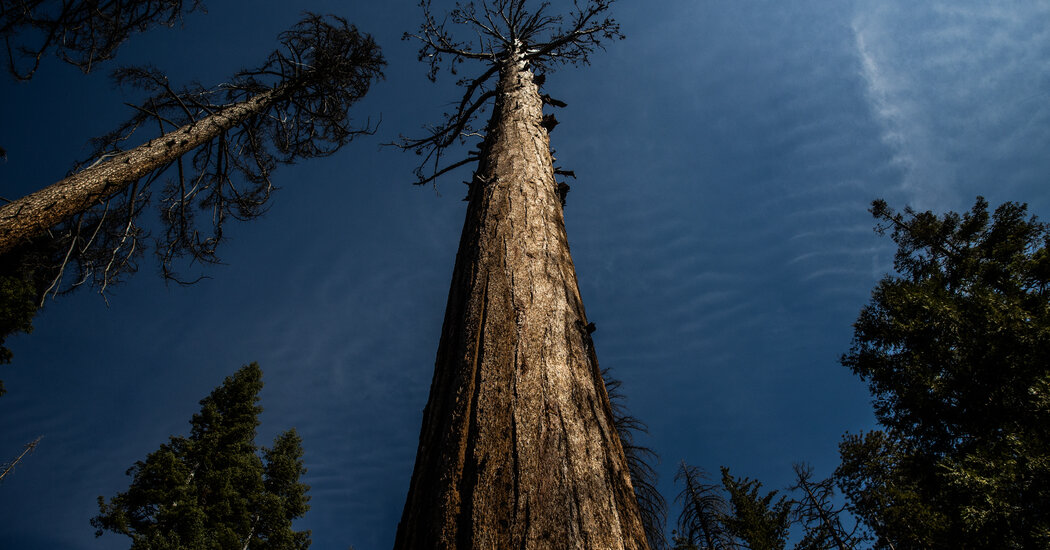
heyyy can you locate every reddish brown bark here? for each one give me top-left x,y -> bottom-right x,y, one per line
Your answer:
0,88 -> 278,255
394,53 -> 649,549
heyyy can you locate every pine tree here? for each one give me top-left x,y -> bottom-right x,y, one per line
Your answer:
0,14 -> 383,393
0,14 -> 384,272
719,467 -> 792,550
836,197 -> 1050,549
92,363 -> 311,549
393,1 -> 648,547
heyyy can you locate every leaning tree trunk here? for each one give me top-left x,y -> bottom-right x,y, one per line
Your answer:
394,52 -> 649,549
0,87 -> 279,255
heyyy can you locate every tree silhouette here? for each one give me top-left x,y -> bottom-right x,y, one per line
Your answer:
0,14 -> 383,390
674,463 -> 732,550
0,0 -> 202,80
790,463 -> 863,550
837,197 -> 1050,549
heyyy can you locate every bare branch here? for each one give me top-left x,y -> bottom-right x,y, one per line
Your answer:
414,155 -> 480,187
0,0 -> 203,80
0,436 -> 42,483
1,13 -> 384,296
400,0 -> 621,185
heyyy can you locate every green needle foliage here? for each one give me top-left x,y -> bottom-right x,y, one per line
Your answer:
0,241 -> 62,396
92,363 -> 310,549
720,467 -> 792,550
836,197 -> 1050,549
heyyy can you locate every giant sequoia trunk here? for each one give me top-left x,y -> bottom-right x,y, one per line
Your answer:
394,52 -> 649,549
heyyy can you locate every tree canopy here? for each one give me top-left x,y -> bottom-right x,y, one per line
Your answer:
0,0 -> 202,80
0,14 -> 384,393
836,197 -> 1050,549
398,0 -> 623,185
92,362 -> 311,549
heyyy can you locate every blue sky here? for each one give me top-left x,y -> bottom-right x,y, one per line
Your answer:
2,1 -> 1049,548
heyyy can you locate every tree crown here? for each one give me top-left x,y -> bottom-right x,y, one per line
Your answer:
837,197 -> 1050,549
1,0 -> 202,80
92,363 -> 311,549
398,0 -> 622,185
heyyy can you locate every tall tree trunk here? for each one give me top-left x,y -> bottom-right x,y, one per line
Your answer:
0,87 -> 279,255
395,52 -> 649,549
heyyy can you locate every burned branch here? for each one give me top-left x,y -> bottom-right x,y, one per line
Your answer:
557,181 -> 570,206
0,436 -> 42,483
0,13 -> 384,293
0,0 -> 202,80
541,93 -> 567,107
397,0 -> 622,185
604,369 -> 668,550
540,112 -> 558,132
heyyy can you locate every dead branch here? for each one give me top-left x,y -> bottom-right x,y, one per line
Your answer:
0,0 -> 202,80
0,436 -> 42,483
398,0 -> 622,186
0,13 -> 384,295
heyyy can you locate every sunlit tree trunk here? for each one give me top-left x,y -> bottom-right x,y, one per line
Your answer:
395,50 -> 649,549
0,88 -> 279,256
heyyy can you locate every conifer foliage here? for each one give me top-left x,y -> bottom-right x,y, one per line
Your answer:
672,462 -> 863,550
836,197 -> 1050,549
92,363 -> 310,549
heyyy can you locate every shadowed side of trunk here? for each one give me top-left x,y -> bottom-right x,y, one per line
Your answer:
394,53 -> 649,550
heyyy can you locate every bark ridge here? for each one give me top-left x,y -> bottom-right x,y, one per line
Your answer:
395,55 -> 649,550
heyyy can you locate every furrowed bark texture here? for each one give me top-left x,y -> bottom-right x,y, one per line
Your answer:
0,88 -> 279,255
395,55 -> 649,549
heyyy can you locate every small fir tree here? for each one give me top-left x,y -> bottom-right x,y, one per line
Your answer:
92,363 -> 310,549
719,467 -> 792,550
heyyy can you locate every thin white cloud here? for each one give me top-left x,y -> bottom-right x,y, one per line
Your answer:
852,6 -> 953,209
851,1 -> 1050,210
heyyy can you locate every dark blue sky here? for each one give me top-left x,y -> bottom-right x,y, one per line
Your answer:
2,1 -> 1049,548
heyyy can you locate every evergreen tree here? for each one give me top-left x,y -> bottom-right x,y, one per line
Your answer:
719,467 -> 792,550
92,363 -> 311,549
836,197 -> 1050,549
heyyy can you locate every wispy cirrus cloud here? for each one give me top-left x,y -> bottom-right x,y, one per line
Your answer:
852,1 -> 1050,210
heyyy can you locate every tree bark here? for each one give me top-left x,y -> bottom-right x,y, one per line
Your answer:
0,87 -> 280,255
394,52 -> 649,549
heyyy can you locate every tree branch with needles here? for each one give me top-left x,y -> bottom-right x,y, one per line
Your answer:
0,13 -> 384,294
